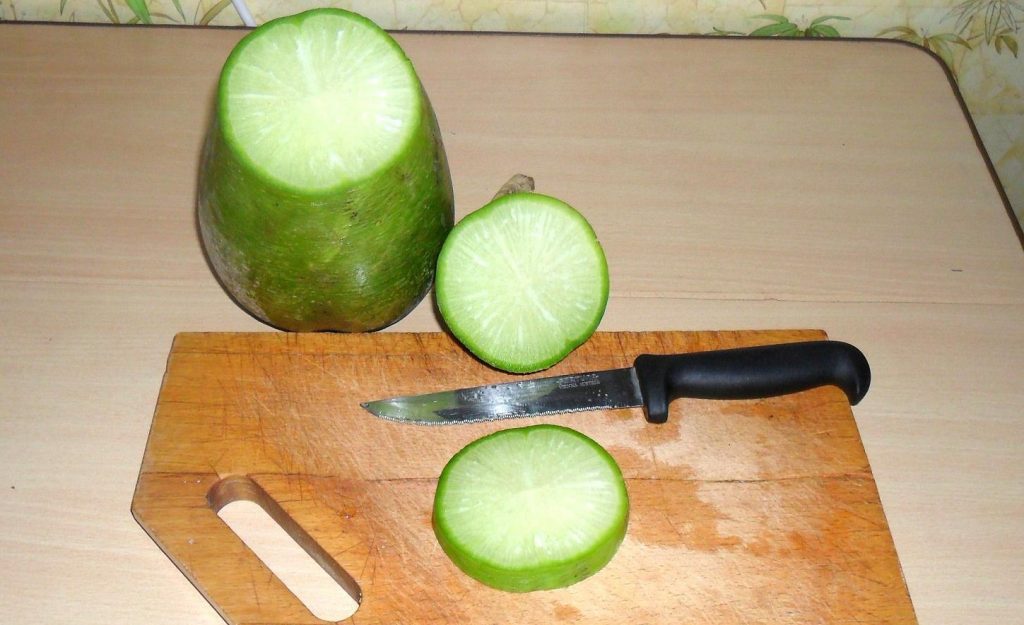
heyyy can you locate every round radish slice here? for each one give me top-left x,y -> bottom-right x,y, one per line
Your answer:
433,424 -> 629,592
435,192 -> 609,373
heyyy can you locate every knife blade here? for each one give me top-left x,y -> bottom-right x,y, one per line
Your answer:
360,340 -> 870,425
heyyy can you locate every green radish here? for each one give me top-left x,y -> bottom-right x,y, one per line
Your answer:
198,8 -> 454,332
433,424 -> 628,592
430,424 -> 622,590
435,189 -> 609,373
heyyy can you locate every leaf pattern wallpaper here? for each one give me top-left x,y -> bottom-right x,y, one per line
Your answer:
3,0 -> 1023,227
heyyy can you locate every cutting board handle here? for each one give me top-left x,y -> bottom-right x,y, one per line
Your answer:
202,475 -> 362,624
135,474 -> 361,625
207,475 -> 363,616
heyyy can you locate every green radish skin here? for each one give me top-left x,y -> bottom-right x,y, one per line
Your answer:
433,425 -> 629,593
198,9 -> 454,332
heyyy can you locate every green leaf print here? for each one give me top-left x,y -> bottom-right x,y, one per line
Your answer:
96,0 -> 118,23
994,28 -> 1020,54
198,0 -> 232,25
946,0 -> 1024,43
877,26 -> 972,70
124,0 -> 151,23
748,14 -> 849,38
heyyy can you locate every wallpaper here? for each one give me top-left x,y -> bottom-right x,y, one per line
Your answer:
3,0 -> 1023,228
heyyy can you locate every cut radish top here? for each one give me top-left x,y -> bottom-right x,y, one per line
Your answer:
433,425 -> 629,592
219,9 -> 421,192
435,192 -> 609,373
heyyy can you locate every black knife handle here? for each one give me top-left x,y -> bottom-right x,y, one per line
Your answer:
632,340 -> 871,424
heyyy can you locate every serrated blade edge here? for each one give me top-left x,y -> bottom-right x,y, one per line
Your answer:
360,367 -> 642,425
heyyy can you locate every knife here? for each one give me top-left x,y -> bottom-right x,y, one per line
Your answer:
360,340 -> 870,425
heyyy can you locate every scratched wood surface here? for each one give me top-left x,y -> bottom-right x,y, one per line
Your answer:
131,330 -> 917,625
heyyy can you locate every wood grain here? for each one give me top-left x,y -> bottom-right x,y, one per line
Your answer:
132,330 -> 916,625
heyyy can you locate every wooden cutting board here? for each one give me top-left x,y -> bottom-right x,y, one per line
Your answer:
132,330 -> 917,625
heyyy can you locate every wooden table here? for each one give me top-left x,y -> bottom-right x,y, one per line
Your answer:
2,22 -> 1022,625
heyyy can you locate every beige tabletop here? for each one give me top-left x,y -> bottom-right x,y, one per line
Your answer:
2,21 -> 1022,625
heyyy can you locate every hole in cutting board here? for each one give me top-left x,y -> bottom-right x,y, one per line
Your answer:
208,475 -> 361,622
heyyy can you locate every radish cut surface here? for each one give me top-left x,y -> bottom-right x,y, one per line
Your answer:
433,424 -> 629,592
220,9 -> 421,191
435,193 -> 609,373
